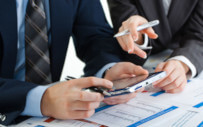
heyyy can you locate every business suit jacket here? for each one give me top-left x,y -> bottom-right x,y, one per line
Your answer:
108,0 -> 203,75
0,0 -> 125,125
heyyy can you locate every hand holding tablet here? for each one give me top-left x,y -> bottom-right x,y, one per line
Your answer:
103,71 -> 166,97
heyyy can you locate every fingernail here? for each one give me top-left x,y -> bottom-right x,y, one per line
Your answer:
131,74 -> 136,77
105,80 -> 113,87
108,82 -> 113,87
133,36 -> 137,41
128,49 -> 132,54
143,54 -> 147,59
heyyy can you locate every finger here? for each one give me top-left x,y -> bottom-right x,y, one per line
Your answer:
132,65 -> 149,76
127,18 -> 147,58
136,87 -> 145,92
74,91 -> 104,102
120,19 -> 147,58
128,21 -> 139,41
104,99 -> 131,105
76,77 -> 113,89
124,34 -> 136,54
153,62 -> 168,87
155,62 -> 166,73
104,92 -> 138,105
103,100 -> 117,105
129,16 -> 158,40
133,45 -> 147,58
104,94 -> 130,102
117,74 -> 136,79
142,28 -> 158,39
104,99 -> 129,105
128,16 -> 148,40
117,36 -> 127,51
122,22 -> 135,53
117,63 -> 148,76
70,110 -> 95,119
117,27 -> 128,52
166,80 -> 186,93
103,92 -> 137,104
162,76 -> 184,91
154,69 -> 177,88
71,101 -> 100,111
163,61 -> 177,76
104,95 -> 134,105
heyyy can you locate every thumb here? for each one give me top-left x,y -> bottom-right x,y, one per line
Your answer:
155,62 -> 166,72
73,77 -> 113,89
133,65 -> 149,76
119,62 -> 148,76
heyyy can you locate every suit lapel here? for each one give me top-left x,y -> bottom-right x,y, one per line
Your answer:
138,0 -> 172,46
168,0 -> 198,34
0,0 -> 17,78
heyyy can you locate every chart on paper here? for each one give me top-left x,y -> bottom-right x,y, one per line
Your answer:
87,99 -> 179,127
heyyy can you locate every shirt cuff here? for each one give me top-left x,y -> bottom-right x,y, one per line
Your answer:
168,56 -> 197,79
135,33 -> 149,47
21,84 -> 52,117
95,63 -> 117,78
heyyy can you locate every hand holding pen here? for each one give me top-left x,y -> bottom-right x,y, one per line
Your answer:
114,15 -> 159,59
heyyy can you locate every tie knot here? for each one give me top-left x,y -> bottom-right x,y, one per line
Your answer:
27,0 -> 46,19
30,0 -> 42,6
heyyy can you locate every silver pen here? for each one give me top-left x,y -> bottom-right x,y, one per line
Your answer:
114,20 -> 160,38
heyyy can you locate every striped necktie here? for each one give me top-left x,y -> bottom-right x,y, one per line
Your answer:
25,0 -> 52,85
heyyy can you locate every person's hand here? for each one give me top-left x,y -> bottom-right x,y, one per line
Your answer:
104,62 -> 148,81
116,15 -> 158,58
103,62 -> 148,105
41,77 -> 113,119
153,60 -> 190,93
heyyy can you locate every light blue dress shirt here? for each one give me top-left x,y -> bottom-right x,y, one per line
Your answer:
15,0 -> 112,117
16,0 -> 54,117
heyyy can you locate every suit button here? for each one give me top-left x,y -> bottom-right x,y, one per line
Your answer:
0,113 -> 6,122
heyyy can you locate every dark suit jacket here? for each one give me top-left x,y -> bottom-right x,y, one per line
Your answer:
108,0 -> 203,75
0,0 -> 124,125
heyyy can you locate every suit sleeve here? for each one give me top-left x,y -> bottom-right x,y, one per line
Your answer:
170,0 -> 203,76
107,0 -> 139,33
72,0 -> 126,76
0,78 -> 37,125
